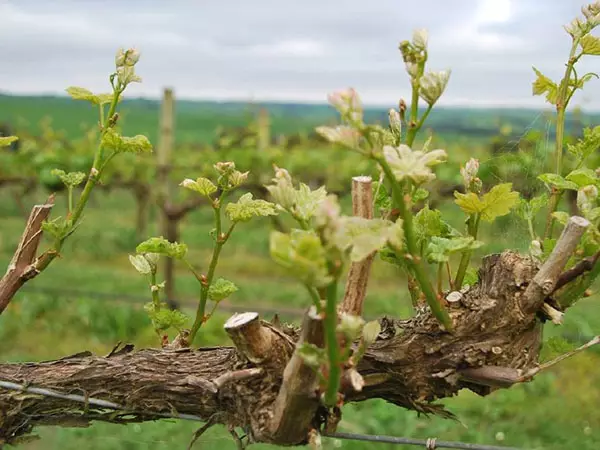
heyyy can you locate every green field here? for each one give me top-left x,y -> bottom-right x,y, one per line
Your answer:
1,96 -> 599,450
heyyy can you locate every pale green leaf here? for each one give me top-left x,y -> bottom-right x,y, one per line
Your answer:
515,193 -> 549,221
296,343 -> 326,370
335,217 -> 395,262
66,86 -> 99,104
532,67 -> 559,104
580,34 -> 600,55
538,173 -> 579,191
412,188 -> 430,203
566,168 -> 599,188
101,129 -> 152,154
454,191 -> 485,215
225,193 -> 277,222
414,206 -> 449,246
270,230 -> 331,287
478,183 -> 520,222
552,211 -> 570,226
145,306 -> 188,332
426,236 -> 483,263
41,217 -> 71,240
586,207 -> 600,222
136,236 -> 187,259
337,314 -> 365,341
129,254 -> 152,275
362,320 -> 381,347
180,177 -> 217,196
50,169 -> 86,187
567,126 -> 600,162
208,278 -> 238,302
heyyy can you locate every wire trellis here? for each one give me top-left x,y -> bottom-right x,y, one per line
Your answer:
0,380 -> 525,450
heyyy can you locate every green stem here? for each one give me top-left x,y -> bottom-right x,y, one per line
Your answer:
437,262 -> 444,295
188,201 -> 236,344
409,103 -> 433,147
67,187 -> 74,214
150,271 -> 160,309
454,214 -> 481,288
544,41 -> 580,239
323,279 -> 341,407
35,89 -> 123,272
406,61 -> 426,146
376,155 -> 452,330
305,284 -> 322,310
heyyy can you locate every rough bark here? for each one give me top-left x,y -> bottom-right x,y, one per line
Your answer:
0,251 -> 557,446
0,196 -> 54,314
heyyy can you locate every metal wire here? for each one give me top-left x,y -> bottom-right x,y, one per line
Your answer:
0,380 -> 527,450
324,431 -> 523,450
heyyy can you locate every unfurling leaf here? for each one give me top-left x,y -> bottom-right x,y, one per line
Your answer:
208,278 -> 238,302
337,313 -> 365,341
580,34 -> 600,55
383,144 -> 447,185
101,128 -> 152,154
362,320 -> 381,347
516,193 -> 549,222
552,211 -> 570,226
454,183 -> 519,222
327,88 -> 363,124
180,177 -> 217,196
136,237 -> 188,260
297,343 -> 327,370
567,126 -> 600,162
315,125 -> 361,149
414,205 -> 450,246
426,236 -> 483,263
266,167 -> 328,221
270,229 -> 331,287
566,168 -> 599,188
129,254 -> 152,275
41,217 -> 72,240
538,173 -> 579,191
0,136 -> 18,147
225,193 -> 277,222
334,217 -> 397,262
531,68 -> 559,104
144,303 -> 188,332
50,169 -> 86,187
66,87 -> 114,105
419,70 -> 451,105
577,185 -> 598,212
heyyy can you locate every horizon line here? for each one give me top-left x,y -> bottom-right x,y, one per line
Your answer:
1,91 -> 599,114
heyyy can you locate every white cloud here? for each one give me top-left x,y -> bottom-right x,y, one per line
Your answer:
0,0 -> 597,110
249,39 -> 327,58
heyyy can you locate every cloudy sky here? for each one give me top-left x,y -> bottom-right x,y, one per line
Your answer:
0,0 -> 598,109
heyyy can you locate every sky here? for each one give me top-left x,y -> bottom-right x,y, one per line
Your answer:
0,0 -> 598,109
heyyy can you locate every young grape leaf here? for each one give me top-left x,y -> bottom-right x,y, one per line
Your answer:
50,169 -> 86,187
136,237 -> 188,260
580,34 -> 600,55
270,229 -> 331,287
538,173 -> 579,191
454,183 -> 519,222
426,236 -> 483,263
180,177 -> 217,196
531,68 -> 559,104
101,129 -> 152,154
566,168 -> 599,188
208,278 -> 238,302
226,193 -> 277,222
